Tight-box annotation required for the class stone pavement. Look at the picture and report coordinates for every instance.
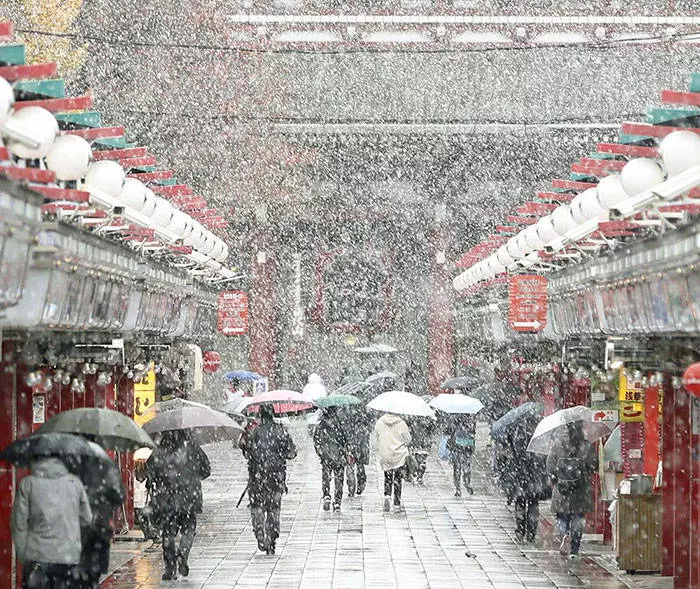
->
[102,420,666,589]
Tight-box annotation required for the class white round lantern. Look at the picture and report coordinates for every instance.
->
[167,210,188,236]
[496,245,515,267]
[84,160,126,197]
[45,134,92,181]
[201,232,216,255]
[152,197,173,227]
[576,188,607,220]
[5,106,59,159]
[486,255,506,275]
[117,178,146,210]
[597,175,628,209]
[506,236,525,260]
[620,158,666,196]
[524,224,544,251]
[660,130,700,177]
[516,230,532,255]
[551,204,578,235]
[219,243,230,263]
[142,188,157,216]
[536,216,560,244]
[0,77,15,126]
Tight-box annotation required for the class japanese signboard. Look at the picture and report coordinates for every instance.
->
[508,275,548,333]
[619,370,645,423]
[592,409,619,422]
[134,364,156,426]
[218,291,249,336]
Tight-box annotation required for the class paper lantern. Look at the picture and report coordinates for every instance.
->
[551,205,578,235]
[152,197,173,227]
[84,160,126,197]
[597,175,627,209]
[682,362,700,397]
[660,130,700,177]
[117,178,147,210]
[203,351,221,374]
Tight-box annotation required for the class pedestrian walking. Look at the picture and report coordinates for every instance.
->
[447,414,476,496]
[405,416,436,485]
[342,405,371,497]
[303,373,328,435]
[374,413,411,512]
[11,456,92,589]
[507,417,550,542]
[546,421,598,559]
[313,407,349,511]
[241,404,297,555]
[146,430,211,580]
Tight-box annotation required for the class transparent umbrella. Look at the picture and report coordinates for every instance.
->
[526,406,615,455]
[367,390,436,419]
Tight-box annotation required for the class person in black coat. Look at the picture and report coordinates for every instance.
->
[405,416,436,484]
[146,430,211,580]
[340,405,371,497]
[241,405,297,555]
[446,414,476,496]
[313,407,350,511]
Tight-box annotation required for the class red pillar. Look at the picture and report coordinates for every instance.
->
[426,228,454,396]
[674,381,693,588]
[644,385,661,477]
[59,378,73,413]
[0,341,17,589]
[248,242,278,387]
[116,372,134,530]
[663,373,677,577]
[84,374,96,409]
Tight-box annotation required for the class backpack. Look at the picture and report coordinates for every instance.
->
[556,456,584,495]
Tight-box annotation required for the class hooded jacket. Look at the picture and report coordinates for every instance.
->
[313,410,349,468]
[373,414,411,471]
[546,435,598,514]
[11,457,92,565]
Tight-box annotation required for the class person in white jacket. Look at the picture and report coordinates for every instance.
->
[303,373,328,433]
[373,413,412,512]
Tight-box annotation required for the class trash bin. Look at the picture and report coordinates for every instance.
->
[616,482,662,573]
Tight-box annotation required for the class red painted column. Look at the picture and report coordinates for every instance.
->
[84,374,96,409]
[644,385,661,477]
[248,241,278,387]
[663,373,677,577]
[692,399,700,589]
[45,370,60,421]
[674,380,692,588]
[426,228,454,396]
[0,341,17,589]
[116,371,134,529]
[59,378,73,413]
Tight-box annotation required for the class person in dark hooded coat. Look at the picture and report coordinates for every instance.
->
[241,405,297,555]
[506,417,550,542]
[446,414,476,496]
[313,407,350,511]
[146,430,211,580]
[339,405,371,497]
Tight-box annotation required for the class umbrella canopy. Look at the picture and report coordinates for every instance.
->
[225,370,263,382]
[35,407,156,452]
[354,343,398,354]
[441,376,481,391]
[236,390,316,415]
[490,402,545,440]
[365,370,398,384]
[526,405,616,455]
[367,390,436,419]
[429,393,484,415]
[316,394,362,409]
[333,381,371,397]
[604,425,622,464]
[142,399,243,445]
[0,432,97,467]
[221,393,245,414]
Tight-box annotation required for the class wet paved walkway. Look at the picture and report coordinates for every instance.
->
[102,420,658,589]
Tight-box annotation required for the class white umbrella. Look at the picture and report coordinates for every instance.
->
[367,390,436,419]
[429,394,484,415]
[526,405,616,455]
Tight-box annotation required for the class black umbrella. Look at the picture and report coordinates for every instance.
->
[490,402,544,440]
[0,432,97,467]
[441,376,481,391]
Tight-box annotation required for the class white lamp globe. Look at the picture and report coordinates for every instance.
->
[536,216,560,244]
[167,210,188,236]
[597,175,628,209]
[506,235,525,260]
[117,178,146,210]
[142,188,156,216]
[577,188,607,220]
[84,160,126,197]
[453,274,465,291]
[524,224,544,251]
[219,243,230,263]
[5,106,59,159]
[201,233,216,255]
[0,77,15,126]
[496,245,515,267]
[486,255,506,275]
[660,130,700,177]
[516,230,532,255]
[570,193,586,224]
[620,158,666,196]
[45,134,92,181]
[152,197,173,227]
[551,204,578,235]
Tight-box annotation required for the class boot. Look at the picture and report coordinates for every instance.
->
[383,496,391,512]
[323,496,331,511]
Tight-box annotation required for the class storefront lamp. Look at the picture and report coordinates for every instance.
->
[4,106,59,159]
[597,175,628,209]
[660,130,700,177]
[524,224,544,251]
[620,158,666,196]
[551,204,578,235]
[151,197,174,228]
[85,161,126,198]
[142,188,157,216]
[536,216,560,244]
[506,236,525,260]
[496,245,515,267]
[45,134,93,181]
[118,178,147,211]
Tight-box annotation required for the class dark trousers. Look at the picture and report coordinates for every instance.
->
[514,497,539,540]
[22,562,74,589]
[384,467,403,505]
[345,462,367,495]
[556,512,586,555]
[452,449,473,492]
[251,490,282,550]
[162,511,197,575]
[414,453,428,482]
[321,462,344,505]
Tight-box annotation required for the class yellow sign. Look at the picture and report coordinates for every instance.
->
[619,369,645,423]
[134,365,156,426]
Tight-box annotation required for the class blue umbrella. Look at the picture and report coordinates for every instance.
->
[490,402,544,440]
[225,370,263,381]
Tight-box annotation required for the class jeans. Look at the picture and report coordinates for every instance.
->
[556,513,586,555]
[514,497,539,540]
[251,490,282,551]
[346,462,367,495]
[452,449,473,492]
[321,462,345,505]
[22,562,74,589]
[384,467,403,505]
[162,511,197,576]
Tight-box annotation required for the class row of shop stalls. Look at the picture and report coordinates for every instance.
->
[452,73,700,587]
[0,22,237,588]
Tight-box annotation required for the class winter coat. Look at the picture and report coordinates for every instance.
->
[313,412,349,469]
[507,424,550,501]
[81,457,125,527]
[11,457,92,565]
[447,416,476,459]
[147,440,211,515]
[341,406,371,464]
[406,417,436,453]
[373,414,411,471]
[546,435,598,515]
[243,420,297,506]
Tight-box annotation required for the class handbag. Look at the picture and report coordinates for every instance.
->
[437,436,452,461]
[404,453,419,476]
[24,563,49,589]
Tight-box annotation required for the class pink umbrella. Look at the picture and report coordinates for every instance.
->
[235,390,316,415]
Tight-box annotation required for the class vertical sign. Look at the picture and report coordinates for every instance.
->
[619,370,645,422]
[134,364,156,426]
[218,291,249,336]
[508,275,548,332]
[32,394,45,428]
